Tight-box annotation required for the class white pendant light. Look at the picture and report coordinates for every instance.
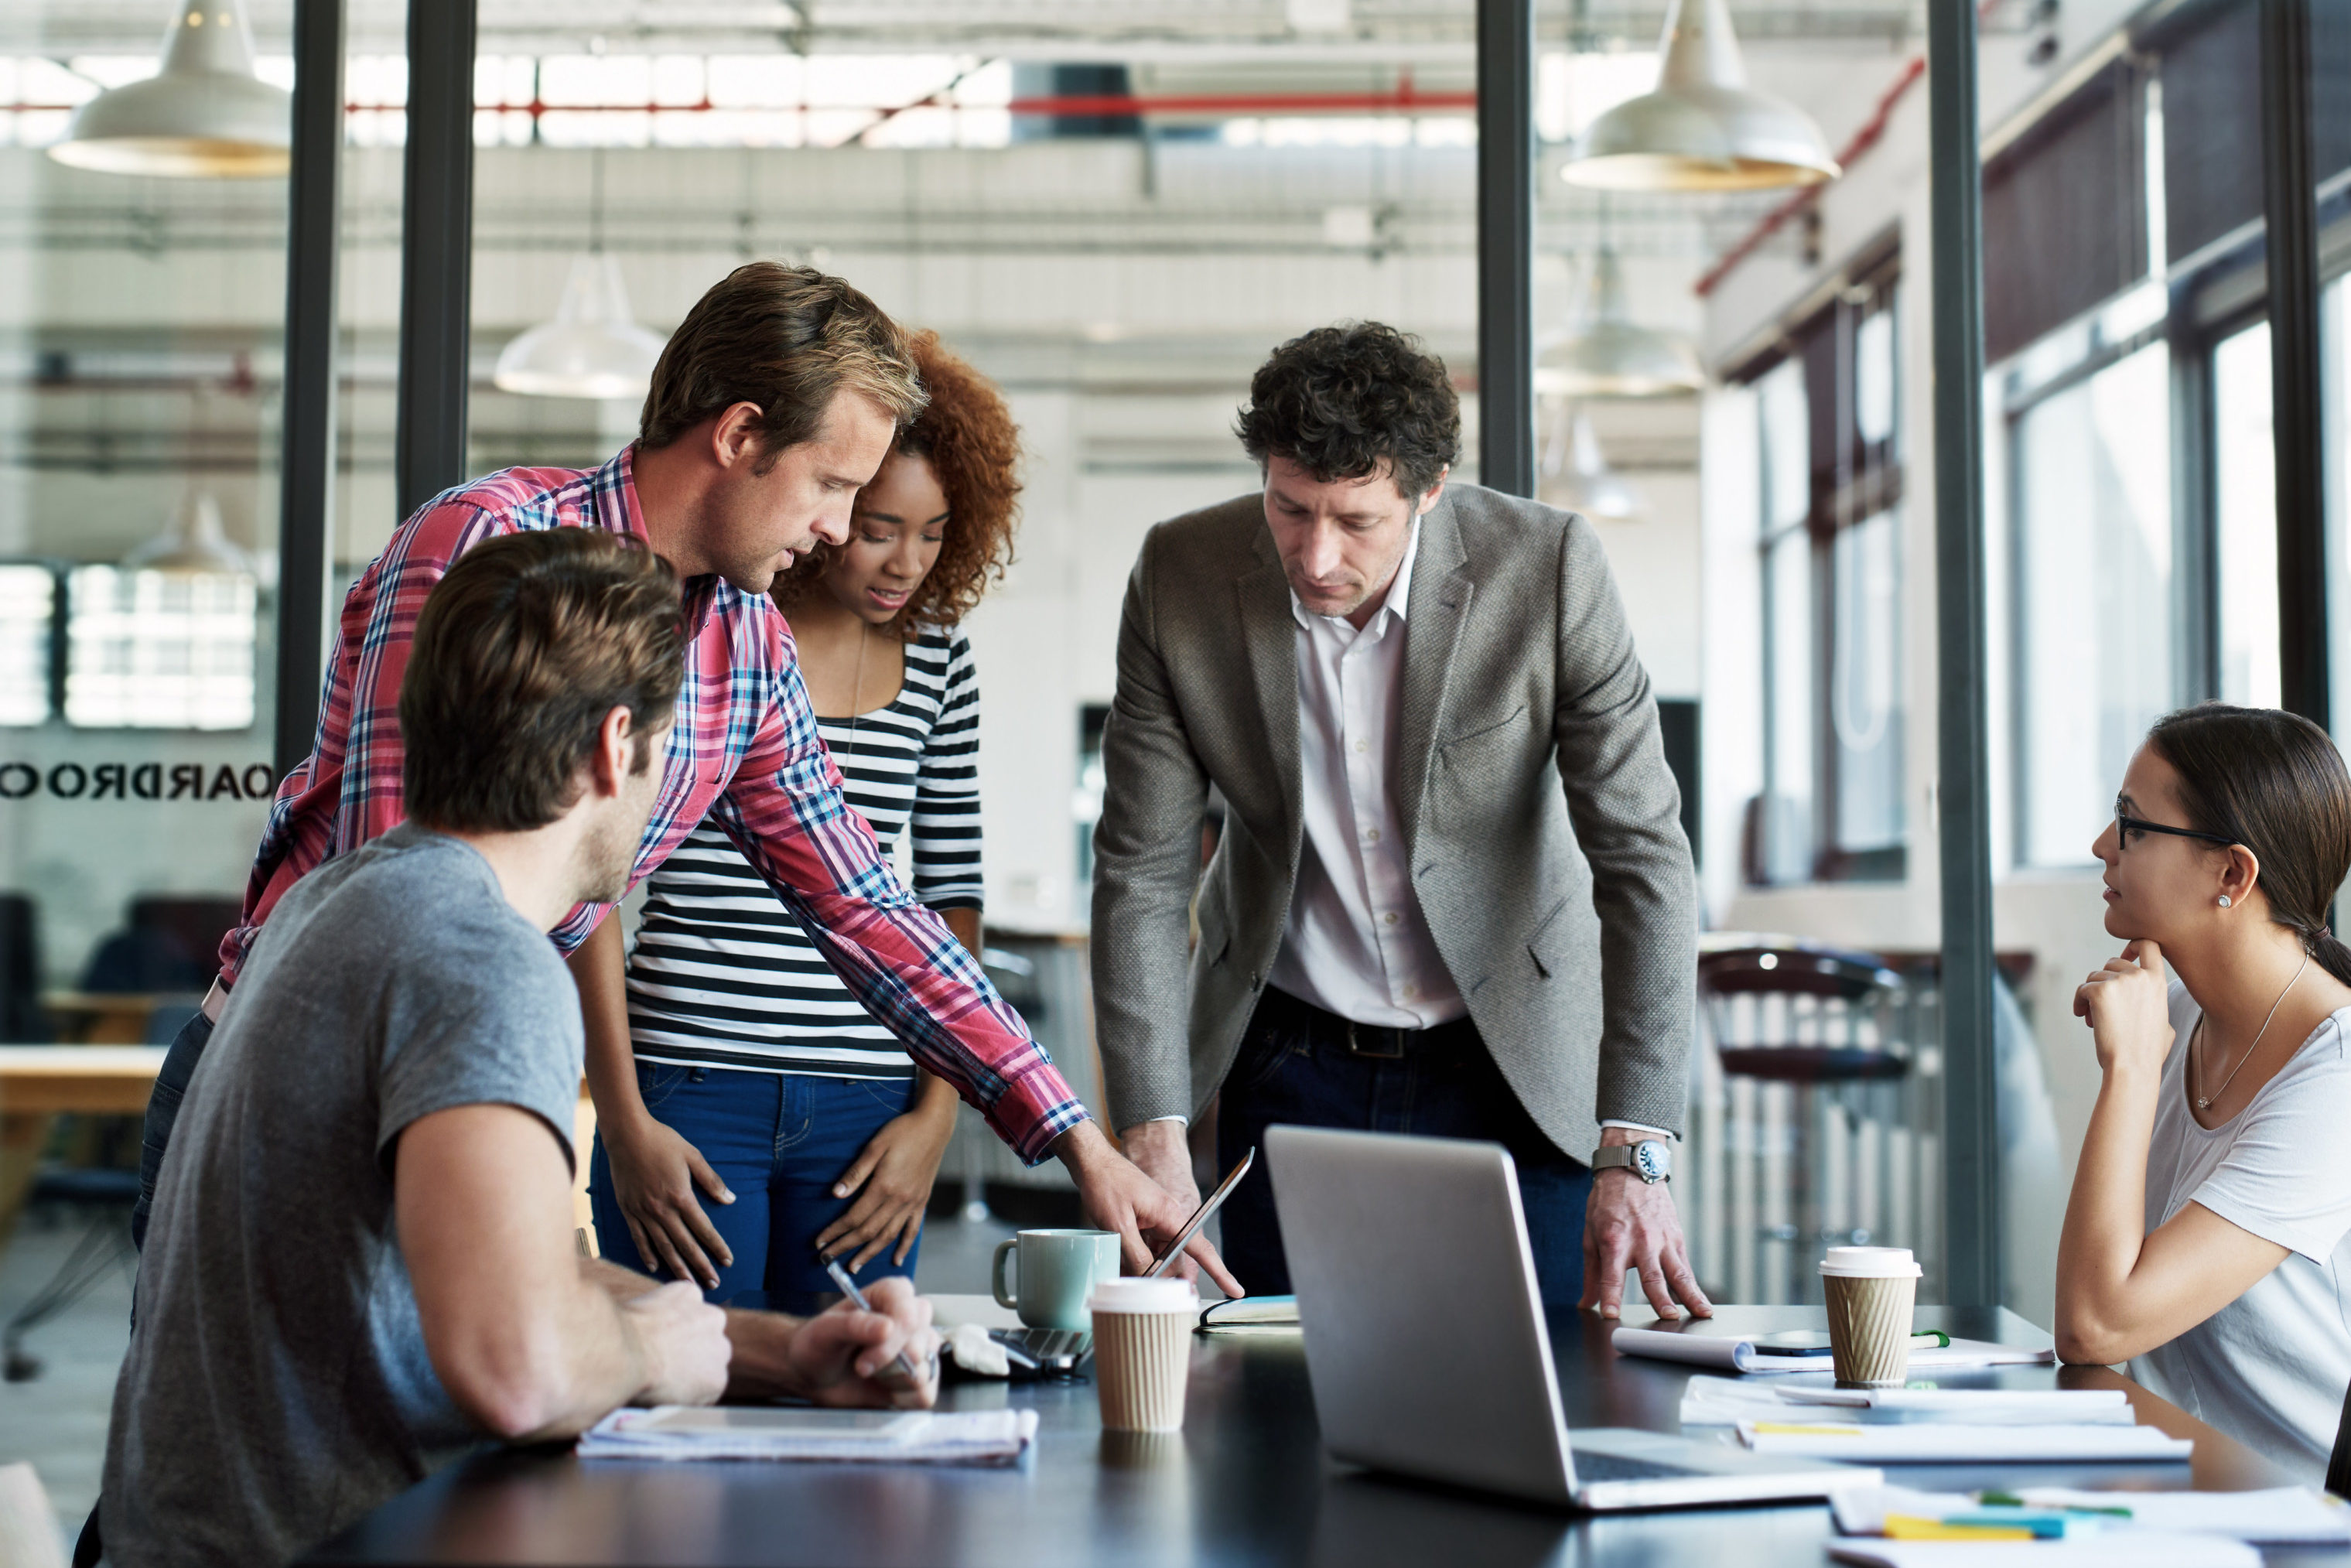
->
[50,0,291,179]
[1543,408,1644,520]
[1535,249,1705,398]
[1562,0,1840,193]
[494,253,669,401]
[125,492,255,576]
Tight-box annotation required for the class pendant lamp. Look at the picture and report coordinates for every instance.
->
[125,492,255,576]
[1535,249,1704,398]
[1543,408,1644,520]
[1562,0,1839,193]
[50,0,292,179]
[494,253,669,401]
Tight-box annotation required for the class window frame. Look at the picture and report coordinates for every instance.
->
[1749,248,1907,888]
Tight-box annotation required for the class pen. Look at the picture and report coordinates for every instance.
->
[822,1255,932,1386]
[1975,1492,2132,1517]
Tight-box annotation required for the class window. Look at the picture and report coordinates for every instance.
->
[63,567,258,732]
[2329,275,2351,740]
[2011,343,2174,866]
[1751,267,1905,886]
[0,565,54,727]
[2213,321,2279,709]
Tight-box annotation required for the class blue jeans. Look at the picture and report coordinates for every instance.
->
[1216,989,1594,1307]
[589,1063,921,1312]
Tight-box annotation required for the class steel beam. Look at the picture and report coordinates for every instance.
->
[395,1,477,521]
[1928,0,2001,1309]
[1475,0,1535,497]
[273,0,346,778]
[2262,0,2327,728]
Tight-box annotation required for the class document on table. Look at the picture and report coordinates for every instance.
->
[1830,1484,2351,1546]
[1740,1420,2191,1462]
[1828,1536,2259,1568]
[578,1406,1039,1466]
[1683,1375,2135,1429]
[1615,1327,2055,1374]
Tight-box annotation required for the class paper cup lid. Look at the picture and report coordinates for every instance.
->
[1088,1278,1198,1314]
[1818,1246,1922,1279]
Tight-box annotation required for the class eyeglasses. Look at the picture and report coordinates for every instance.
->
[2114,798,2238,852]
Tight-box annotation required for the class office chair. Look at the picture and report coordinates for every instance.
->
[0,895,43,1043]
[2329,1380,2351,1498]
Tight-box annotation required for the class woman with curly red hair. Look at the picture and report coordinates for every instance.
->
[591,331,1023,1305]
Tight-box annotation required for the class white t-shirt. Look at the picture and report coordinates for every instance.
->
[2127,979,2351,1479]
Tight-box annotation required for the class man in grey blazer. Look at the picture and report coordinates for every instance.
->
[1092,323,1709,1317]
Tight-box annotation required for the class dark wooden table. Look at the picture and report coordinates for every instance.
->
[302,1305,2341,1567]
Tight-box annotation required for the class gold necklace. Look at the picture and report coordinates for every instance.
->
[839,623,870,761]
[2195,952,2309,1112]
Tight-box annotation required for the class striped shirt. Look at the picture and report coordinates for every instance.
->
[219,446,1082,1163]
[627,631,982,1078]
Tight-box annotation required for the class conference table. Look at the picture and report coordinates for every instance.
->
[302,1302,2344,1567]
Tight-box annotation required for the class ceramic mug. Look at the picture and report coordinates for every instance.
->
[991,1228,1123,1331]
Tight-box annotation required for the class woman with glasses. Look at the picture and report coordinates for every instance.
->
[2058,702,2351,1477]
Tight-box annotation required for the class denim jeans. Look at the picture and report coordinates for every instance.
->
[132,1006,214,1252]
[1216,989,1593,1307]
[589,1063,921,1311]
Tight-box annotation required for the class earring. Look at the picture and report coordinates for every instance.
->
[2218,894,2233,908]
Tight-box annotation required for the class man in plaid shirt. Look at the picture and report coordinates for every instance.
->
[135,262,1237,1295]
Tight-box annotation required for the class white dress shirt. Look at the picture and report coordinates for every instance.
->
[1266,522,1466,1028]
[1159,521,1670,1143]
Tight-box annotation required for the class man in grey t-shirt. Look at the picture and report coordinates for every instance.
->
[102,533,941,1568]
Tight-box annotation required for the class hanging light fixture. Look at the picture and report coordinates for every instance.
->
[50,0,291,179]
[1561,0,1839,193]
[494,253,668,399]
[124,492,255,576]
[1535,249,1705,398]
[1542,407,1644,521]
[495,151,669,400]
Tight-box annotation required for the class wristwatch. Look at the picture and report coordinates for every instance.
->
[1591,1139,1673,1184]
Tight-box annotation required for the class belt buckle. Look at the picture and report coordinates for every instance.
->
[1345,1020,1407,1061]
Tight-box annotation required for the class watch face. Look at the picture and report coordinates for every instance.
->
[1634,1141,1671,1182]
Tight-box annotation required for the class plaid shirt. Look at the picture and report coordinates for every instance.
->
[225,446,1085,1163]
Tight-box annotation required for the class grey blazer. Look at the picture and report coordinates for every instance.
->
[1088,482,1697,1158]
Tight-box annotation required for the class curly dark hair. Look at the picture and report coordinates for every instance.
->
[771,330,1021,640]
[1235,322,1461,500]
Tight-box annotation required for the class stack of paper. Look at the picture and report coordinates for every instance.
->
[1832,1484,2351,1546]
[1616,1327,2055,1374]
[1682,1376,2136,1430]
[1740,1420,2189,1462]
[579,1406,1039,1466]
[1828,1536,2257,1568]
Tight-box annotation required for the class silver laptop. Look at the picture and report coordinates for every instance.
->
[1266,1125,1883,1511]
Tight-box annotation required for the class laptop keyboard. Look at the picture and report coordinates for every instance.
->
[1568,1448,1701,1483]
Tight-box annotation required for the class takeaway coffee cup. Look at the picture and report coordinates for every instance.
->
[1819,1245,1922,1385]
[1088,1276,1198,1433]
[991,1228,1122,1331]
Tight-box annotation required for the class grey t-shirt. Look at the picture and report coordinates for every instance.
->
[102,825,585,1568]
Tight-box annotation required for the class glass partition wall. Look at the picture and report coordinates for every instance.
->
[0,1,293,1037]
[7,0,2345,1336]
[460,0,1482,1201]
